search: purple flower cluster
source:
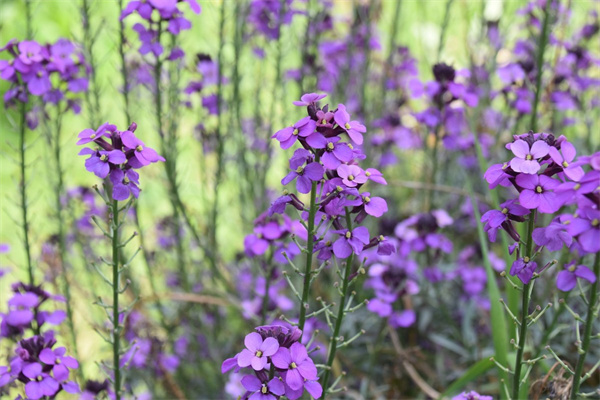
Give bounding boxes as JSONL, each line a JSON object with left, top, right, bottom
{"left": 121, "top": 0, "right": 201, "bottom": 58}
{"left": 120, "top": 311, "right": 179, "bottom": 375}
{"left": 77, "top": 122, "right": 164, "bottom": 201}
{"left": 184, "top": 53, "right": 223, "bottom": 115}
{"left": 483, "top": 132, "right": 599, "bottom": 284}
{"left": 271, "top": 93, "right": 391, "bottom": 260}
{"left": 236, "top": 267, "right": 294, "bottom": 320}
{"left": 0, "top": 282, "right": 80, "bottom": 399}
{"left": 247, "top": 0, "right": 298, "bottom": 40}
{"left": 0, "top": 38, "right": 88, "bottom": 112}
{"left": 244, "top": 212, "right": 306, "bottom": 262}
{"left": 222, "top": 326, "right": 322, "bottom": 399}
{"left": 1, "top": 283, "right": 66, "bottom": 339}
{"left": 0, "top": 334, "right": 80, "bottom": 399}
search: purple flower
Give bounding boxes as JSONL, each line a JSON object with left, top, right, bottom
{"left": 548, "top": 141, "right": 585, "bottom": 181}
{"left": 272, "top": 117, "right": 318, "bottom": 149}
{"left": 453, "top": 391, "right": 493, "bottom": 400}
{"left": 337, "top": 164, "right": 367, "bottom": 188}
{"left": 293, "top": 93, "right": 326, "bottom": 107}
{"left": 510, "top": 257, "right": 537, "bottom": 284}
{"left": 332, "top": 226, "right": 370, "bottom": 258}
{"left": 271, "top": 342, "right": 318, "bottom": 390}
{"left": 237, "top": 332, "right": 279, "bottom": 371}
{"left": 109, "top": 169, "right": 141, "bottom": 201}
{"left": 481, "top": 200, "right": 529, "bottom": 242}
{"left": 334, "top": 104, "right": 366, "bottom": 145}
{"left": 365, "top": 168, "right": 387, "bottom": 185}
{"left": 516, "top": 174, "right": 561, "bottom": 214}
{"left": 80, "top": 149, "right": 127, "bottom": 179}
{"left": 240, "top": 375, "right": 285, "bottom": 400}
{"left": 360, "top": 192, "right": 388, "bottom": 218}
{"left": 509, "top": 139, "right": 549, "bottom": 174}
{"left": 532, "top": 222, "right": 572, "bottom": 251}
{"left": 556, "top": 264, "right": 596, "bottom": 292}
{"left": 567, "top": 207, "right": 600, "bottom": 253}
{"left": 39, "top": 347, "right": 79, "bottom": 381}
{"left": 23, "top": 363, "right": 59, "bottom": 400}
{"left": 484, "top": 163, "right": 512, "bottom": 189}
{"left": 321, "top": 137, "right": 353, "bottom": 169}
{"left": 121, "top": 130, "right": 164, "bottom": 167}
{"left": 5, "top": 292, "right": 38, "bottom": 327}
{"left": 281, "top": 162, "right": 324, "bottom": 194}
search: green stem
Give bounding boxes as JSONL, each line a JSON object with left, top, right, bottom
{"left": 25, "top": 0, "right": 33, "bottom": 39}
{"left": 570, "top": 252, "right": 600, "bottom": 398}
{"left": 50, "top": 113, "right": 82, "bottom": 379}
{"left": 82, "top": 0, "right": 102, "bottom": 127}
{"left": 210, "top": 0, "right": 227, "bottom": 267}
{"left": 530, "top": 0, "right": 551, "bottom": 132}
{"left": 117, "top": 0, "right": 132, "bottom": 125}
{"left": 437, "top": 0, "right": 455, "bottom": 61}
{"left": 297, "top": 154, "right": 320, "bottom": 333}
{"left": 512, "top": 210, "right": 536, "bottom": 400}
{"left": 111, "top": 199, "right": 122, "bottom": 400}
{"left": 18, "top": 101, "right": 34, "bottom": 288}
{"left": 320, "top": 209, "right": 355, "bottom": 395}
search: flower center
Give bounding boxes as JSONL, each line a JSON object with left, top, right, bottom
{"left": 535, "top": 186, "right": 543, "bottom": 193}
{"left": 379, "top": 235, "right": 385, "bottom": 241}
{"left": 123, "top": 176, "right": 130, "bottom": 184}
{"left": 321, "top": 119, "right": 327, "bottom": 124}
{"left": 136, "top": 145, "right": 143, "bottom": 152}
{"left": 290, "top": 362, "right": 297, "bottom": 369}
{"left": 364, "top": 196, "right": 371, "bottom": 203}
{"left": 525, "top": 154, "right": 533, "bottom": 160}
{"left": 55, "top": 358, "right": 61, "bottom": 364}
{"left": 344, "top": 122, "right": 351, "bottom": 129}
{"left": 568, "top": 265, "right": 576, "bottom": 272}
{"left": 295, "top": 166, "right": 304, "bottom": 174}
{"left": 592, "top": 219, "right": 599, "bottom": 227}
{"left": 100, "top": 154, "right": 108, "bottom": 161}
{"left": 36, "top": 71, "right": 43, "bottom": 78}
{"left": 90, "top": 133, "right": 96, "bottom": 139}
{"left": 523, "top": 256, "right": 530, "bottom": 263}
{"left": 327, "top": 142, "right": 334, "bottom": 150}
{"left": 501, "top": 207, "right": 509, "bottom": 214}
{"left": 261, "top": 385, "right": 268, "bottom": 394}
{"left": 345, "top": 231, "right": 352, "bottom": 239}
{"left": 293, "top": 128, "right": 299, "bottom": 136}
{"left": 36, "top": 376, "right": 42, "bottom": 382}
{"left": 562, "top": 161, "right": 569, "bottom": 167}
{"left": 574, "top": 183, "right": 581, "bottom": 190}
{"left": 365, "top": 170, "right": 371, "bottom": 177}
{"left": 502, "top": 163, "right": 508, "bottom": 170}
{"left": 348, "top": 143, "right": 354, "bottom": 150}
{"left": 348, "top": 174, "right": 355, "bottom": 181}
{"left": 255, "top": 350, "right": 263, "bottom": 357}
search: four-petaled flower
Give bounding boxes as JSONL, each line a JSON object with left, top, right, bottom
{"left": 334, "top": 104, "right": 366, "bottom": 145}
{"left": 516, "top": 174, "right": 561, "bottom": 213}
{"left": 39, "top": 347, "right": 79, "bottom": 382}
{"left": 240, "top": 375, "right": 285, "bottom": 400}
{"left": 332, "top": 226, "right": 370, "bottom": 258}
{"left": 556, "top": 264, "right": 596, "bottom": 292}
{"left": 237, "top": 332, "right": 279, "bottom": 371}
{"left": 271, "top": 342, "right": 318, "bottom": 390}
{"left": 509, "top": 139, "right": 549, "bottom": 174}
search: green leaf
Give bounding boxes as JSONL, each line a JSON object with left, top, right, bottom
{"left": 440, "top": 357, "right": 495, "bottom": 398}
{"left": 466, "top": 179, "right": 510, "bottom": 399}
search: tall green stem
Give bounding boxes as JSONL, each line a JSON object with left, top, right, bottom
{"left": 321, "top": 209, "right": 355, "bottom": 394}
{"left": 530, "top": 0, "right": 551, "bottom": 132}
{"left": 49, "top": 114, "right": 81, "bottom": 378}
{"left": 210, "top": 0, "right": 227, "bottom": 266}
{"left": 571, "top": 252, "right": 600, "bottom": 398}
{"left": 18, "top": 101, "right": 34, "bottom": 287}
{"left": 82, "top": 0, "right": 102, "bottom": 127}
{"left": 436, "top": 0, "right": 455, "bottom": 61}
{"left": 297, "top": 154, "right": 320, "bottom": 333}
{"left": 111, "top": 199, "right": 122, "bottom": 400}
{"left": 512, "top": 210, "right": 536, "bottom": 400}
{"left": 117, "top": 0, "right": 132, "bottom": 125}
